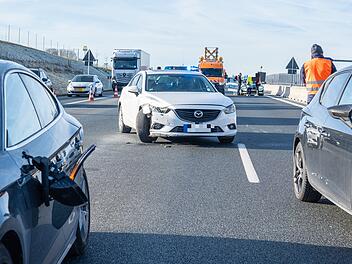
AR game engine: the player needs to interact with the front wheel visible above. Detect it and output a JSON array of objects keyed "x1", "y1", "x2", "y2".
[
  {"x1": 218, "y1": 136, "x2": 235, "y2": 144},
  {"x1": 69, "y1": 169, "x2": 90, "y2": 256},
  {"x1": 117, "y1": 105, "x2": 132, "y2": 133},
  {"x1": 136, "y1": 110, "x2": 157, "y2": 143},
  {"x1": 293, "y1": 142, "x2": 322, "y2": 202}
]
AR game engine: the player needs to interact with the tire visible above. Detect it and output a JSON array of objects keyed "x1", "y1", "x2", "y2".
[
  {"x1": 99, "y1": 89, "x2": 103, "y2": 97},
  {"x1": 136, "y1": 110, "x2": 157, "y2": 143},
  {"x1": 293, "y1": 142, "x2": 322, "y2": 202},
  {"x1": 117, "y1": 105, "x2": 131, "y2": 133},
  {"x1": 69, "y1": 169, "x2": 90, "y2": 256},
  {"x1": 67, "y1": 94, "x2": 72, "y2": 97},
  {"x1": 0, "y1": 242, "x2": 13, "y2": 264},
  {"x1": 218, "y1": 136, "x2": 235, "y2": 144}
]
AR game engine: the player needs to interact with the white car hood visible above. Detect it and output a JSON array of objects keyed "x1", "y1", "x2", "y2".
[{"x1": 144, "y1": 92, "x2": 233, "y2": 107}]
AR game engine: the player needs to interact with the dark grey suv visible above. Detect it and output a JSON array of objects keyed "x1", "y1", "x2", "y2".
[
  {"x1": 0, "y1": 60, "x2": 95, "y2": 263},
  {"x1": 293, "y1": 66, "x2": 352, "y2": 214}
]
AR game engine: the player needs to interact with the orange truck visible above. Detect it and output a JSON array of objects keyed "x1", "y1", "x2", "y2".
[{"x1": 198, "y1": 47, "x2": 227, "y2": 94}]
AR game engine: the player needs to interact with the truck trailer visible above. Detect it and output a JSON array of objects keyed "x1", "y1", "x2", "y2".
[{"x1": 111, "y1": 49, "x2": 150, "y2": 91}]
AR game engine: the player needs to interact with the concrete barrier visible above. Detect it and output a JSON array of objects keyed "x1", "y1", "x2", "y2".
[{"x1": 264, "y1": 84, "x2": 308, "y2": 105}]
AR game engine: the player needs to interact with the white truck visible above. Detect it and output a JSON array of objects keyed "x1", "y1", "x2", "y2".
[{"x1": 111, "y1": 49, "x2": 150, "y2": 91}]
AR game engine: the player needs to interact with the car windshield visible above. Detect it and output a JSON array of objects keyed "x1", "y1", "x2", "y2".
[
  {"x1": 201, "y1": 68, "x2": 223, "y2": 77},
  {"x1": 146, "y1": 74, "x2": 217, "y2": 93},
  {"x1": 113, "y1": 58, "x2": 138, "y2": 70},
  {"x1": 72, "y1": 75, "x2": 94, "y2": 82}
]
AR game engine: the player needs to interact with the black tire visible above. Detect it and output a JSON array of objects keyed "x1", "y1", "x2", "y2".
[
  {"x1": 69, "y1": 169, "x2": 90, "y2": 256},
  {"x1": 218, "y1": 136, "x2": 235, "y2": 144},
  {"x1": 136, "y1": 110, "x2": 157, "y2": 143},
  {"x1": 293, "y1": 142, "x2": 322, "y2": 202},
  {"x1": 117, "y1": 105, "x2": 131, "y2": 133},
  {"x1": 99, "y1": 89, "x2": 103, "y2": 97},
  {"x1": 0, "y1": 243, "x2": 13, "y2": 264},
  {"x1": 67, "y1": 94, "x2": 72, "y2": 97}
]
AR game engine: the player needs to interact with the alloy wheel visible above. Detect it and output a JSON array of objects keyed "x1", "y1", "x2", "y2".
[
  {"x1": 78, "y1": 179, "x2": 89, "y2": 241},
  {"x1": 294, "y1": 148, "x2": 304, "y2": 194}
]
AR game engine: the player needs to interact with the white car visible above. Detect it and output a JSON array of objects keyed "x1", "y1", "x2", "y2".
[
  {"x1": 118, "y1": 70, "x2": 237, "y2": 143},
  {"x1": 67, "y1": 74, "x2": 103, "y2": 97},
  {"x1": 225, "y1": 82, "x2": 239, "y2": 95}
]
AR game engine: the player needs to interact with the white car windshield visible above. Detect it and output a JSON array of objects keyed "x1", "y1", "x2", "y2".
[
  {"x1": 72, "y1": 75, "x2": 94, "y2": 82},
  {"x1": 146, "y1": 74, "x2": 216, "y2": 93}
]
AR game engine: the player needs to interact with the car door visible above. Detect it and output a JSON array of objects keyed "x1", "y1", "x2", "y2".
[
  {"x1": 319, "y1": 73, "x2": 352, "y2": 208},
  {"x1": 4, "y1": 72, "x2": 65, "y2": 263},
  {"x1": 306, "y1": 72, "x2": 350, "y2": 198},
  {"x1": 122, "y1": 74, "x2": 141, "y2": 127}
]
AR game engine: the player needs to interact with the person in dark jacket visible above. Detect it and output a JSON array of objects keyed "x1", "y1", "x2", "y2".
[
  {"x1": 301, "y1": 44, "x2": 336, "y2": 104},
  {"x1": 237, "y1": 73, "x2": 242, "y2": 95}
]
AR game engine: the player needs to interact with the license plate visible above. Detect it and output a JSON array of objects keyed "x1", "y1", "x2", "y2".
[
  {"x1": 183, "y1": 124, "x2": 212, "y2": 133},
  {"x1": 74, "y1": 88, "x2": 86, "y2": 92}
]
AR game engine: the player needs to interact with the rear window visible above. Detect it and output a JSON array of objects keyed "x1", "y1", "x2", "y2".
[{"x1": 72, "y1": 75, "x2": 94, "y2": 82}]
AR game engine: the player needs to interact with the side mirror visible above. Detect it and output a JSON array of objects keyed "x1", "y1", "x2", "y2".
[
  {"x1": 42, "y1": 78, "x2": 48, "y2": 82},
  {"x1": 68, "y1": 80, "x2": 71, "y2": 83},
  {"x1": 328, "y1": 104, "x2": 352, "y2": 125},
  {"x1": 127, "y1": 85, "x2": 139, "y2": 95}
]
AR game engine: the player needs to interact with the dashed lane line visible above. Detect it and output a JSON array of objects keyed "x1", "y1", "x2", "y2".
[
  {"x1": 238, "y1": 143, "x2": 260, "y2": 184},
  {"x1": 266, "y1": 95, "x2": 304, "y2": 109}
]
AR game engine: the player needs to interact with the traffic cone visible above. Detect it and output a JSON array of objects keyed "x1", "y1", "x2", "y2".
[
  {"x1": 88, "y1": 88, "x2": 94, "y2": 102},
  {"x1": 114, "y1": 87, "x2": 119, "y2": 98}
]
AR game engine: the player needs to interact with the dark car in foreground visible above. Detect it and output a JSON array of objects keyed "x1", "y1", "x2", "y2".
[
  {"x1": 293, "y1": 66, "x2": 352, "y2": 215},
  {"x1": 0, "y1": 60, "x2": 95, "y2": 263}
]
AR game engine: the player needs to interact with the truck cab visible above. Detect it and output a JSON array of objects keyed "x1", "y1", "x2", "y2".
[
  {"x1": 198, "y1": 47, "x2": 226, "y2": 94},
  {"x1": 111, "y1": 49, "x2": 150, "y2": 91}
]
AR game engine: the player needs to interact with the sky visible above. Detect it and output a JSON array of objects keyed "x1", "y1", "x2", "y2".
[{"x1": 0, "y1": 0, "x2": 351, "y2": 75}]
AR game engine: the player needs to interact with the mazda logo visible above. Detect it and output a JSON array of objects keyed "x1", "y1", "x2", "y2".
[
  {"x1": 123, "y1": 73, "x2": 126, "y2": 77},
  {"x1": 194, "y1": 110, "x2": 203, "y2": 118}
]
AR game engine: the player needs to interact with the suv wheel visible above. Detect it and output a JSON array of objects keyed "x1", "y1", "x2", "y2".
[
  {"x1": 118, "y1": 105, "x2": 131, "y2": 133},
  {"x1": 293, "y1": 142, "x2": 322, "y2": 202},
  {"x1": 136, "y1": 110, "x2": 157, "y2": 143}
]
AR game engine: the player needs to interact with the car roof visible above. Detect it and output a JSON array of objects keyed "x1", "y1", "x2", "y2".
[{"x1": 145, "y1": 70, "x2": 202, "y2": 75}]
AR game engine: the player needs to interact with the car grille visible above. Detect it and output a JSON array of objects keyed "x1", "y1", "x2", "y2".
[
  {"x1": 170, "y1": 126, "x2": 223, "y2": 133},
  {"x1": 174, "y1": 109, "x2": 221, "y2": 123},
  {"x1": 115, "y1": 73, "x2": 134, "y2": 84}
]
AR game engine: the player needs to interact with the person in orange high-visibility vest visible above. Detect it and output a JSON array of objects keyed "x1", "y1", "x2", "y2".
[{"x1": 301, "y1": 44, "x2": 336, "y2": 104}]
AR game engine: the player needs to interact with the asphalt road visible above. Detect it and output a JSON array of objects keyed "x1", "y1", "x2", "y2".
[{"x1": 60, "y1": 93, "x2": 352, "y2": 264}]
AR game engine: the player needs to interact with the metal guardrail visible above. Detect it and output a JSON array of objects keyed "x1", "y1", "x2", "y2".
[{"x1": 266, "y1": 73, "x2": 304, "y2": 86}]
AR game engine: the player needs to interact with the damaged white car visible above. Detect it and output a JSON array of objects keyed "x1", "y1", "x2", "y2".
[{"x1": 117, "y1": 70, "x2": 237, "y2": 143}]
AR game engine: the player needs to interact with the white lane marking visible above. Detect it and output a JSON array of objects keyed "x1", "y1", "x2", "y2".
[
  {"x1": 266, "y1": 95, "x2": 304, "y2": 109},
  {"x1": 238, "y1": 143, "x2": 260, "y2": 183},
  {"x1": 62, "y1": 96, "x2": 110, "y2": 106}
]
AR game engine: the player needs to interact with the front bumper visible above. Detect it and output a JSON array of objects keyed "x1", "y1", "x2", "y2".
[
  {"x1": 149, "y1": 108, "x2": 237, "y2": 137},
  {"x1": 67, "y1": 90, "x2": 90, "y2": 95}
]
